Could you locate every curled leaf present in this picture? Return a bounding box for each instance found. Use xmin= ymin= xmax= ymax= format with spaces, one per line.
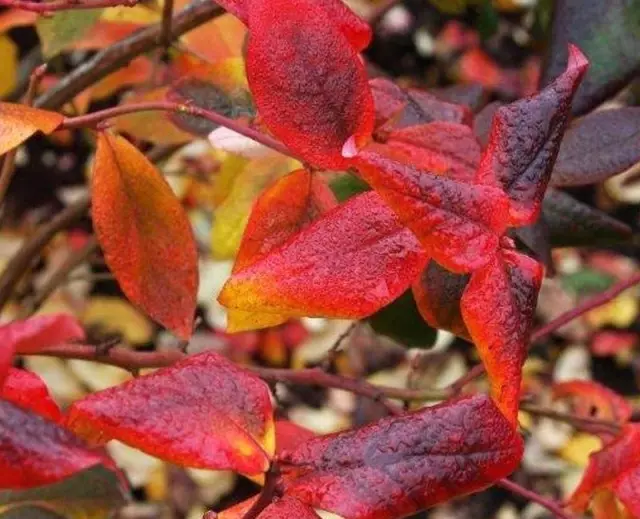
xmin=66 ymin=351 xmax=274 ymax=477
xmin=412 ymin=260 xmax=470 ymax=340
xmin=0 ymin=400 xmax=102 ymax=490
xmin=92 ymin=132 xmax=198 ymax=340
xmin=245 ymin=0 xmax=374 ymax=168
xmin=476 ymin=45 xmax=588 ymax=226
xmin=279 ymin=394 xmax=523 ymax=519
xmin=0 ymin=103 xmax=63 ymax=156
xmin=460 ymin=249 xmax=543 ymax=425
xmin=219 ymin=191 xmax=428 ymax=321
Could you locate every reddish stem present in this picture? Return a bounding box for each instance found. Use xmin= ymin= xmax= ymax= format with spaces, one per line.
xmin=497 ymin=479 xmax=577 ymax=519
xmin=449 ymin=271 xmax=640 ymax=393
xmin=0 ymin=0 xmax=138 ymax=12
xmin=60 ymin=101 xmax=296 ymax=159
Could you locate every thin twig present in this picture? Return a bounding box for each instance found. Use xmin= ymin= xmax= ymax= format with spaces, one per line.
xmin=521 ymin=403 xmax=621 ymax=436
xmin=320 ymin=322 xmax=357 ymax=370
xmin=19 ymin=237 xmax=99 ymax=318
xmin=34 ymin=0 xmax=224 ymax=110
xmin=497 ymin=479 xmax=576 ymax=519
xmin=0 ymin=0 xmax=138 ymax=12
xmin=60 ymin=101 xmax=295 ymax=158
xmin=241 ymin=463 xmax=280 ymax=519
xmin=159 ymin=0 xmax=175 ymax=48
xmin=448 ymin=272 xmax=640 ymax=394
xmin=0 ymin=196 xmax=90 ymax=313
xmin=0 ymin=64 xmax=47 ymax=205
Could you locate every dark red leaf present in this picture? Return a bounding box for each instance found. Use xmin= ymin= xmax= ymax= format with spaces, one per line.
xmin=219 ymin=191 xmax=428 ymax=319
xmin=279 ymin=394 xmax=523 ymax=519
xmin=551 ymin=107 xmax=640 ymax=187
xmin=245 ymin=0 xmax=374 ymax=168
xmin=511 ymin=220 xmax=553 ymax=272
xmin=0 ymin=400 xmax=102 ymax=489
xmin=1 ymin=368 xmax=62 ymax=423
xmin=354 ymin=146 xmax=509 ymax=273
xmin=370 ymin=78 xmax=473 ymax=130
xmin=412 ymin=260 xmax=470 ymax=340
xmin=476 ymin=45 xmax=588 ymax=226
xmin=541 ymin=0 xmax=640 ymax=116
xmin=66 ymin=351 xmax=275 ymax=477
xmin=460 ymin=249 xmax=543 ymax=425
xmin=430 ymin=83 xmax=486 ymax=113
xmin=543 ymin=188 xmax=633 ymax=248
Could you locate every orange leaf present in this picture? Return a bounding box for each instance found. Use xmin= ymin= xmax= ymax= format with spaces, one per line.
xmin=0 ymin=102 xmax=63 ymax=156
xmin=91 ymin=132 xmax=198 ymax=339
xmin=66 ymin=351 xmax=275 ymax=476
xmin=569 ymin=424 xmax=640 ymax=517
xmin=227 ymin=169 xmax=337 ymax=332
xmin=460 ymin=248 xmax=543 ymax=425
xmin=552 ymin=380 xmax=632 ymax=424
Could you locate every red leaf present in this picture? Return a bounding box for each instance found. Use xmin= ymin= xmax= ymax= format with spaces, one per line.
xmin=0 ymin=400 xmax=102 ymax=489
xmin=0 ymin=102 xmax=63 ymax=156
xmin=214 ymin=0 xmax=370 ymax=51
xmin=568 ymin=424 xmax=640 ymax=517
xmin=370 ymin=78 xmax=473 ymax=129
xmin=234 ymin=169 xmax=337 ymax=273
xmin=2 ymin=368 xmax=62 ymax=423
xmin=476 ymin=44 xmax=588 ymax=226
xmin=218 ymin=496 xmax=320 ymax=519
xmin=552 ymin=380 xmax=632 ymax=424
xmin=91 ymin=132 xmax=198 ymax=339
xmin=245 ymin=0 xmax=374 ymax=168
xmin=354 ymin=146 xmax=509 ymax=273
xmin=66 ymin=351 xmax=274 ymax=477
xmin=384 ymin=122 xmax=481 ymax=181
xmin=460 ymin=249 xmax=543 ymax=425
xmin=0 ymin=314 xmax=85 ymax=385
xmin=279 ymin=394 xmax=523 ymax=519
xmin=412 ymin=260 xmax=470 ymax=339
xmin=218 ymin=191 xmax=428 ymax=320
xmin=275 ymin=420 xmax=316 ymax=455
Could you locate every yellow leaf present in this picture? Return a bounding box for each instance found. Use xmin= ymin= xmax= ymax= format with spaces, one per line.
xmin=82 ymin=296 xmax=154 ymax=345
xmin=100 ymin=4 xmax=160 ymax=23
xmin=211 ymin=155 xmax=299 ymax=259
xmin=559 ymin=433 xmax=602 ymax=467
xmin=0 ymin=35 xmax=17 ymax=99
xmin=586 ymin=292 xmax=639 ymax=329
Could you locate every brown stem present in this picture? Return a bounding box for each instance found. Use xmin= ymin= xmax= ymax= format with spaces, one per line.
xmin=497 ymin=479 xmax=576 ymax=519
xmin=241 ymin=463 xmax=280 ymax=519
xmin=159 ymin=0 xmax=175 ymax=47
xmin=60 ymin=101 xmax=295 ymax=158
xmin=0 ymin=0 xmax=137 ymax=11
xmin=320 ymin=321 xmax=357 ymax=370
xmin=34 ymin=0 xmax=223 ymax=110
xmin=0 ymin=195 xmax=90 ymax=313
xmin=19 ymin=237 xmax=99 ymax=318
xmin=521 ymin=403 xmax=621 ymax=436
xmin=449 ymin=271 xmax=640 ymax=394
xmin=0 ymin=64 xmax=47 ymax=205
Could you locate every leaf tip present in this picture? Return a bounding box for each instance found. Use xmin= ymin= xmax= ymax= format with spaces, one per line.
xmin=341 ymin=135 xmax=359 ymax=158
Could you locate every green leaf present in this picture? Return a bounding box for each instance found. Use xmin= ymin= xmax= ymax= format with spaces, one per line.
xmin=36 ymin=9 xmax=103 ymax=58
xmin=368 ymin=290 xmax=437 ymax=349
xmin=0 ymin=465 xmax=128 ymax=519
xmin=562 ymin=268 xmax=616 ymax=296
xmin=328 ymin=173 xmax=369 ymax=202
